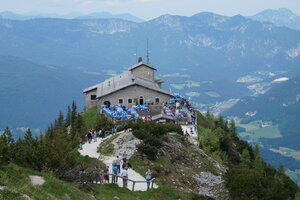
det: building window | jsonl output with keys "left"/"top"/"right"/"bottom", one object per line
{"left": 128, "top": 99, "right": 133, "bottom": 104}
{"left": 155, "top": 98, "right": 160, "bottom": 103}
{"left": 119, "top": 99, "right": 123, "bottom": 104}
{"left": 91, "top": 95, "right": 96, "bottom": 100}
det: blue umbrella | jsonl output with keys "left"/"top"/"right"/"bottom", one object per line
{"left": 146, "top": 99, "right": 152, "bottom": 102}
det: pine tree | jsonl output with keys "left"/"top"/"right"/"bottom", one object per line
{"left": 240, "top": 148, "right": 251, "bottom": 168}
{"left": 253, "top": 144, "right": 264, "bottom": 170}
{"left": 71, "top": 100, "right": 77, "bottom": 125}
{"left": 57, "top": 111, "right": 64, "bottom": 128}
{"left": 66, "top": 106, "right": 71, "bottom": 126}
{"left": 228, "top": 119, "right": 237, "bottom": 137}
{"left": 0, "top": 126, "right": 13, "bottom": 145}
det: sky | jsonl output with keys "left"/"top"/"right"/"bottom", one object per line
{"left": 0, "top": 0, "right": 300, "bottom": 20}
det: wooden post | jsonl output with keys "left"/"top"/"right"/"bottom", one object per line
{"left": 132, "top": 181, "right": 135, "bottom": 191}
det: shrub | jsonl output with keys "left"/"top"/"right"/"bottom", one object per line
{"left": 137, "top": 144, "right": 157, "bottom": 160}
{"left": 144, "top": 137, "right": 163, "bottom": 148}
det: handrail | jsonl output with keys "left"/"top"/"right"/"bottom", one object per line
{"left": 79, "top": 172, "right": 156, "bottom": 191}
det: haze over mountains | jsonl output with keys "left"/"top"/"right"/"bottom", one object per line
{"left": 0, "top": 11, "right": 145, "bottom": 22}
{"left": 1, "top": 8, "right": 300, "bottom": 129}
{"left": 0, "top": 8, "right": 300, "bottom": 183}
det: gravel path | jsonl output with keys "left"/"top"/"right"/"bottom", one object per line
{"left": 79, "top": 132, "right": 158, "bottom": 191}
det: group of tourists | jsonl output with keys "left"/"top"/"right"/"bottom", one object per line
{"left": 81, "top": 128, "right": 107, "bottom": 145}
{"left": 79, "top": 151, "right": 153, "bottom": 189}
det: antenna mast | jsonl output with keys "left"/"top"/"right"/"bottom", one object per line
{"left": 146, "top": 39, "right": 150, "bottom": 64}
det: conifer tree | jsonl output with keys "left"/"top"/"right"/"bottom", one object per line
{"left": 240, "top": 148, "right": 251, "bottom": 168}
{"left": 0, "top": 126, "right": 13, "bottom": 145}
{"left": 66, "top": 105, "right": 71, "bottom": 126}
{"left": 228, "top": 119, "right": 237, "bottom": 137}
{"left": 71, "top": 100, "right": 77, "bottom": 125}
{"left": 253, "top": 144, "right": 264, "bottom": 170}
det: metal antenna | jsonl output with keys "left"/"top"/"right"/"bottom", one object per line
{"left": 146, "top": 39, "right": 150, "bottom": 64}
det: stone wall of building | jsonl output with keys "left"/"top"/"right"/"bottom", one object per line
{"left": 131, "top": 65, "right": 154, "bottom": 81}
{"left": 85, "top": 89, "right": 99, "bottom": 109}
{"left": 99, "top": 85, "right": 172, "bottom": 107}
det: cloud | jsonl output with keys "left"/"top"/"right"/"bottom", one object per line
{"left": 16, "top": 127, "right": 41, "bottom": 135}
{"left": 98, "top": 0, "right": 159, "bottom": 5}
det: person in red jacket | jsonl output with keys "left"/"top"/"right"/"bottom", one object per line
{"left": 79, "top": 137, "right": 83, "bottom": 150}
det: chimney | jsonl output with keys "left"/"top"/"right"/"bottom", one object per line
{"left": 138, "top": 56, "right": 143, "bottom": 63}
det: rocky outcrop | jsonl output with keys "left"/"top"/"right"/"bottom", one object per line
{"left": 132, "top": 134, "right": 230, "bottom": 200}
{"left": 112, "top": 132, "right": 142, "bottom": 158}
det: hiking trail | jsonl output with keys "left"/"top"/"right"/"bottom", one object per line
{"left": 79, "top": 131, "right": 158, "bottom": 191}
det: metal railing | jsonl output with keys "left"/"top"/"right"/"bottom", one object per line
{"left": 78, "top": 173, "right": 156, "bottom": 191}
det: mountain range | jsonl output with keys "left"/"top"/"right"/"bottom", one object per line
{"left": 0, "top": 11, "right": 145, "bottom": 23}
{"left": 0, "top": 10, "right": 299, "bottom": 128}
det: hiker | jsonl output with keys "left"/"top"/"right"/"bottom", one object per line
{"left": 93, "top": 130, "right": 97, "bottom": 142}
{"left": 101, "top": 128, "right": 106, "bottom": 139}
{"left": 87, "top": 131, "right": 92, "bottom": 144}
{"left": 79, "top": 137, "right": 83, "bottom": 150}
{"left": 122, "top": 151, "right": 128, "bottom": 162}
{"left": 99, "top": 170, "right": 104, "bottom": 184}
{"left": 98, "top": 129, "right": 102, "bottom": 138}
{"left": 124, "top": 124, "right": 128, "bottom": 132}
{"left": 146, "top": 169, "right": 152, "bottom": 189}
{"left": 121, "top": 168, "right": 128, "bottom": 188}
{"left": 112, "top": 164, "right": 118, "bottom": 183}
{"left": 93, "top": 166, "right": 100, "bottom": 184}
{"left": 112, "top": 160, "right": 117, "bottom": 168}
{"left": 116, "top": 156, "right": 121, "bottom": 173}
{"left": 104, "top": 166, "right": 109, "bottom": 183}
{"left": 122, "top": 160, "right": 132, "bottom": 170}
{"left": 112, "top": 126, "right": 116, "bottom": 135}
{"left": 185, "top": 130, "right": 190, "bottom": 136}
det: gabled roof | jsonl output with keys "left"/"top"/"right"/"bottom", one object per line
{"left": 129, "top": 62, "right": 156, "bottom": 71}
{"left": 152, "top": 113, "right": 174, "bottom": 121}
{"left": 83, "top": 71, "right": 172, "bottom": 98}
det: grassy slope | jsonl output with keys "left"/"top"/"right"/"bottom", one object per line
{"left": 0, "top": 163, "right": 200, "bottom": 200}
{"left": 0, "top": 163, "right": 93, "bottom": 200}
{"left": 82, "top": 106, "right": 98, "bottom": 130}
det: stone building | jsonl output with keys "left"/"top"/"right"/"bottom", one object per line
{"left": 83, "top": 59, "right": 173, "bottom": 109}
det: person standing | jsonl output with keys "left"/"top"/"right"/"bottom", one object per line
{"left": 87, "top": 131, "right": 92, "bottom": 144}
{"left": 122, "top": 151, "right": 128, "bottom": 162}
{"left": 121, "top": 168, "right": 128, "bottom": 188}
{"left": 146, "top": 169, "right": 152, "bottom": 189}
{"left": 112, "top": 164, "right": 118, "bottom": 183}
{"left": 79, "top": 137, "right": 83, "bottom": 150}
{"left": 102, "top": 128, "right": 106, "bottom": 139}
{"left": 93, "top": 129, "right": 97, "bottom": 142}
{"left": 103, "top": 166, "right": 109, "bottom": 183}
{"left": 116, "top": 156, "right": 121, "bottom": 173}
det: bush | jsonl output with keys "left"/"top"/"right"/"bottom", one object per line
{"left": 137, "top": 144, "right": 157, "bottom": 160}
{"left": 144, "top": 137, "right": 163, "bottom": 148}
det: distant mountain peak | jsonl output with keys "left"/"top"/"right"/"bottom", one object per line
{"left": 250, "top": 8, "right": 300, "bottom": 30}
